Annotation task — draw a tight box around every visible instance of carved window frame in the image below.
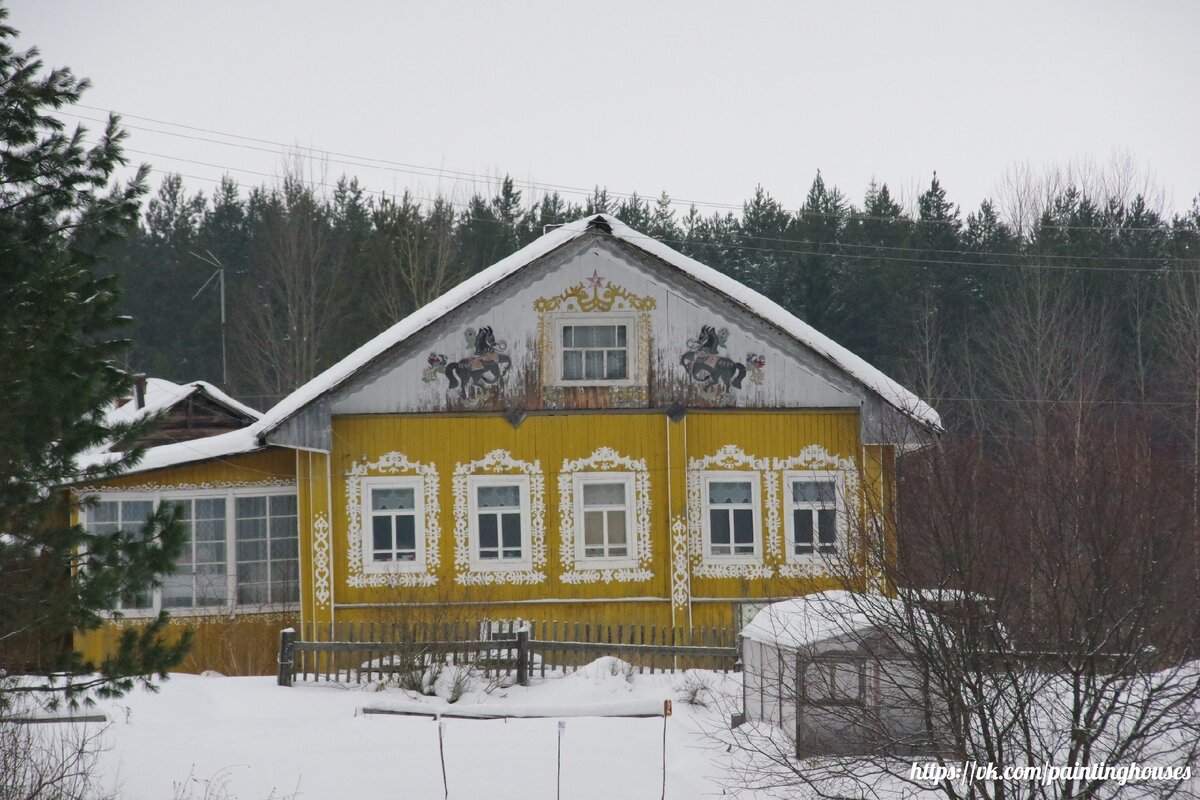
[558,447,653,584]
[345,452,440,588]
[453,449,546,586]
[771,446,860,578]
[686,445,774,580]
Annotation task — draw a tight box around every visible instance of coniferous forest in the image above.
[107,168,1200,440]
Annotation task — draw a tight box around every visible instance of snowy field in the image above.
[68,659,751,800]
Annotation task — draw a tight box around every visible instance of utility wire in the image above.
[71,104,1198,234]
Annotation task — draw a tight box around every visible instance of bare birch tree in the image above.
[234,167,348,402]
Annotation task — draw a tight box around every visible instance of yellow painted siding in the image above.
[323,410,886,633]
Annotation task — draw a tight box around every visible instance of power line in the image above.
[71,104,1197,234]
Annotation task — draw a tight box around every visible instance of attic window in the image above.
[554,316,635,385]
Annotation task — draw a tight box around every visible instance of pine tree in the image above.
[0,9,189,704]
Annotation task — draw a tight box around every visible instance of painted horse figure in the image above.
[442,326,512,398]
[680,325,746,391]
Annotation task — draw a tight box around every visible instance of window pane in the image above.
[236,496,266,518]
[593,326,616,347]
[238,561,267,585]
[832,663,861,700]
[583,511,605,547]
[91,501,119,524]
[270,494,298,516]
[584,350,605,379]
[607,510,627,546]
[573,326,597,347]
[562,326,574,347]
[195,497,225,520]
[238,517,267,541]
[161,575,193,608]
[478,514,498,550]
[710,510,731,548]
[477,485,520,508]
[236,539,267,563]
[237,581,268,606]
[732,509,755,548]
[270,515,297,540]
[606,350,627,379]
[817,509,837,551]
[373,487,415,511]
[272,537,298,560]
[616,325,627,347]
[582,482,625,506]
[270,560,298,588]
[122,500,154,526]
[195,518,225,542]
[562,351,582,380]
[501,513,522,551]
[805,663,832,700]
[793,480,835,504]
[794,509,814,553]
[395,516,416,555]
[709,481,752,505]
[372,517,392,555]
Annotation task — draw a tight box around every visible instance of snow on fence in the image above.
[277,620,738,687]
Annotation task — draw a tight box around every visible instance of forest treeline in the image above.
[102,168,1200,439]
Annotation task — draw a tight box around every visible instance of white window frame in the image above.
[782,469,844,566]
[699,471,762,564]
[466,474,533,572]
[81,494,158,611]
[552,313,638,387]
[79,486,300,617]
[572,472,639,569]
[360,476,426,575]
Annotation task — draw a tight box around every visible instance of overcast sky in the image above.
[10,1,1200,220]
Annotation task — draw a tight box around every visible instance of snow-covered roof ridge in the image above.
[257,213,939,438]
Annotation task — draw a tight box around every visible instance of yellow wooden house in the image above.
[73,214,940,673]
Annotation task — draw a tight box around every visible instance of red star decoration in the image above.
[586,270,606,289]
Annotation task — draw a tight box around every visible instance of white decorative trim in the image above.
[73,479,295,495]
[453,450,546,585]
[557,447,653,584]
[345,452,441,588]
[670,515,691,611]
[312,512,332,609]
[686,445,773,579]
[771,446,859,578]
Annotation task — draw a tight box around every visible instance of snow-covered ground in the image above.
[77,660,747,799]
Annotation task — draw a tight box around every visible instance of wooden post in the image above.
[277,628,296,687]
[516,627,530,687]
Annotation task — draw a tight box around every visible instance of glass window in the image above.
[476,483,524,561]
[789,477,838,557]
[236,493,299,605]
[367,486,418,564]
[706,479,756,556]
[804,661,864,704]
[580,480,630,559]
[83,498,155,608]
[561,323,628,381]
[162,497,228,609]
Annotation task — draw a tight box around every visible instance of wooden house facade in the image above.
[72,215,939,673]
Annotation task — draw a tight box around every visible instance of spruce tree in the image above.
[0,8,189,705]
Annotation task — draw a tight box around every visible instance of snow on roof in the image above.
[91,214,939,477]
[740,590,910,649]
[74,378,264,477]
[99,377,261,430]
[257,213,940,439]
[76,426,264,477]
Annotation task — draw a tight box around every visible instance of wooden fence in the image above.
[277,619,739,687]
